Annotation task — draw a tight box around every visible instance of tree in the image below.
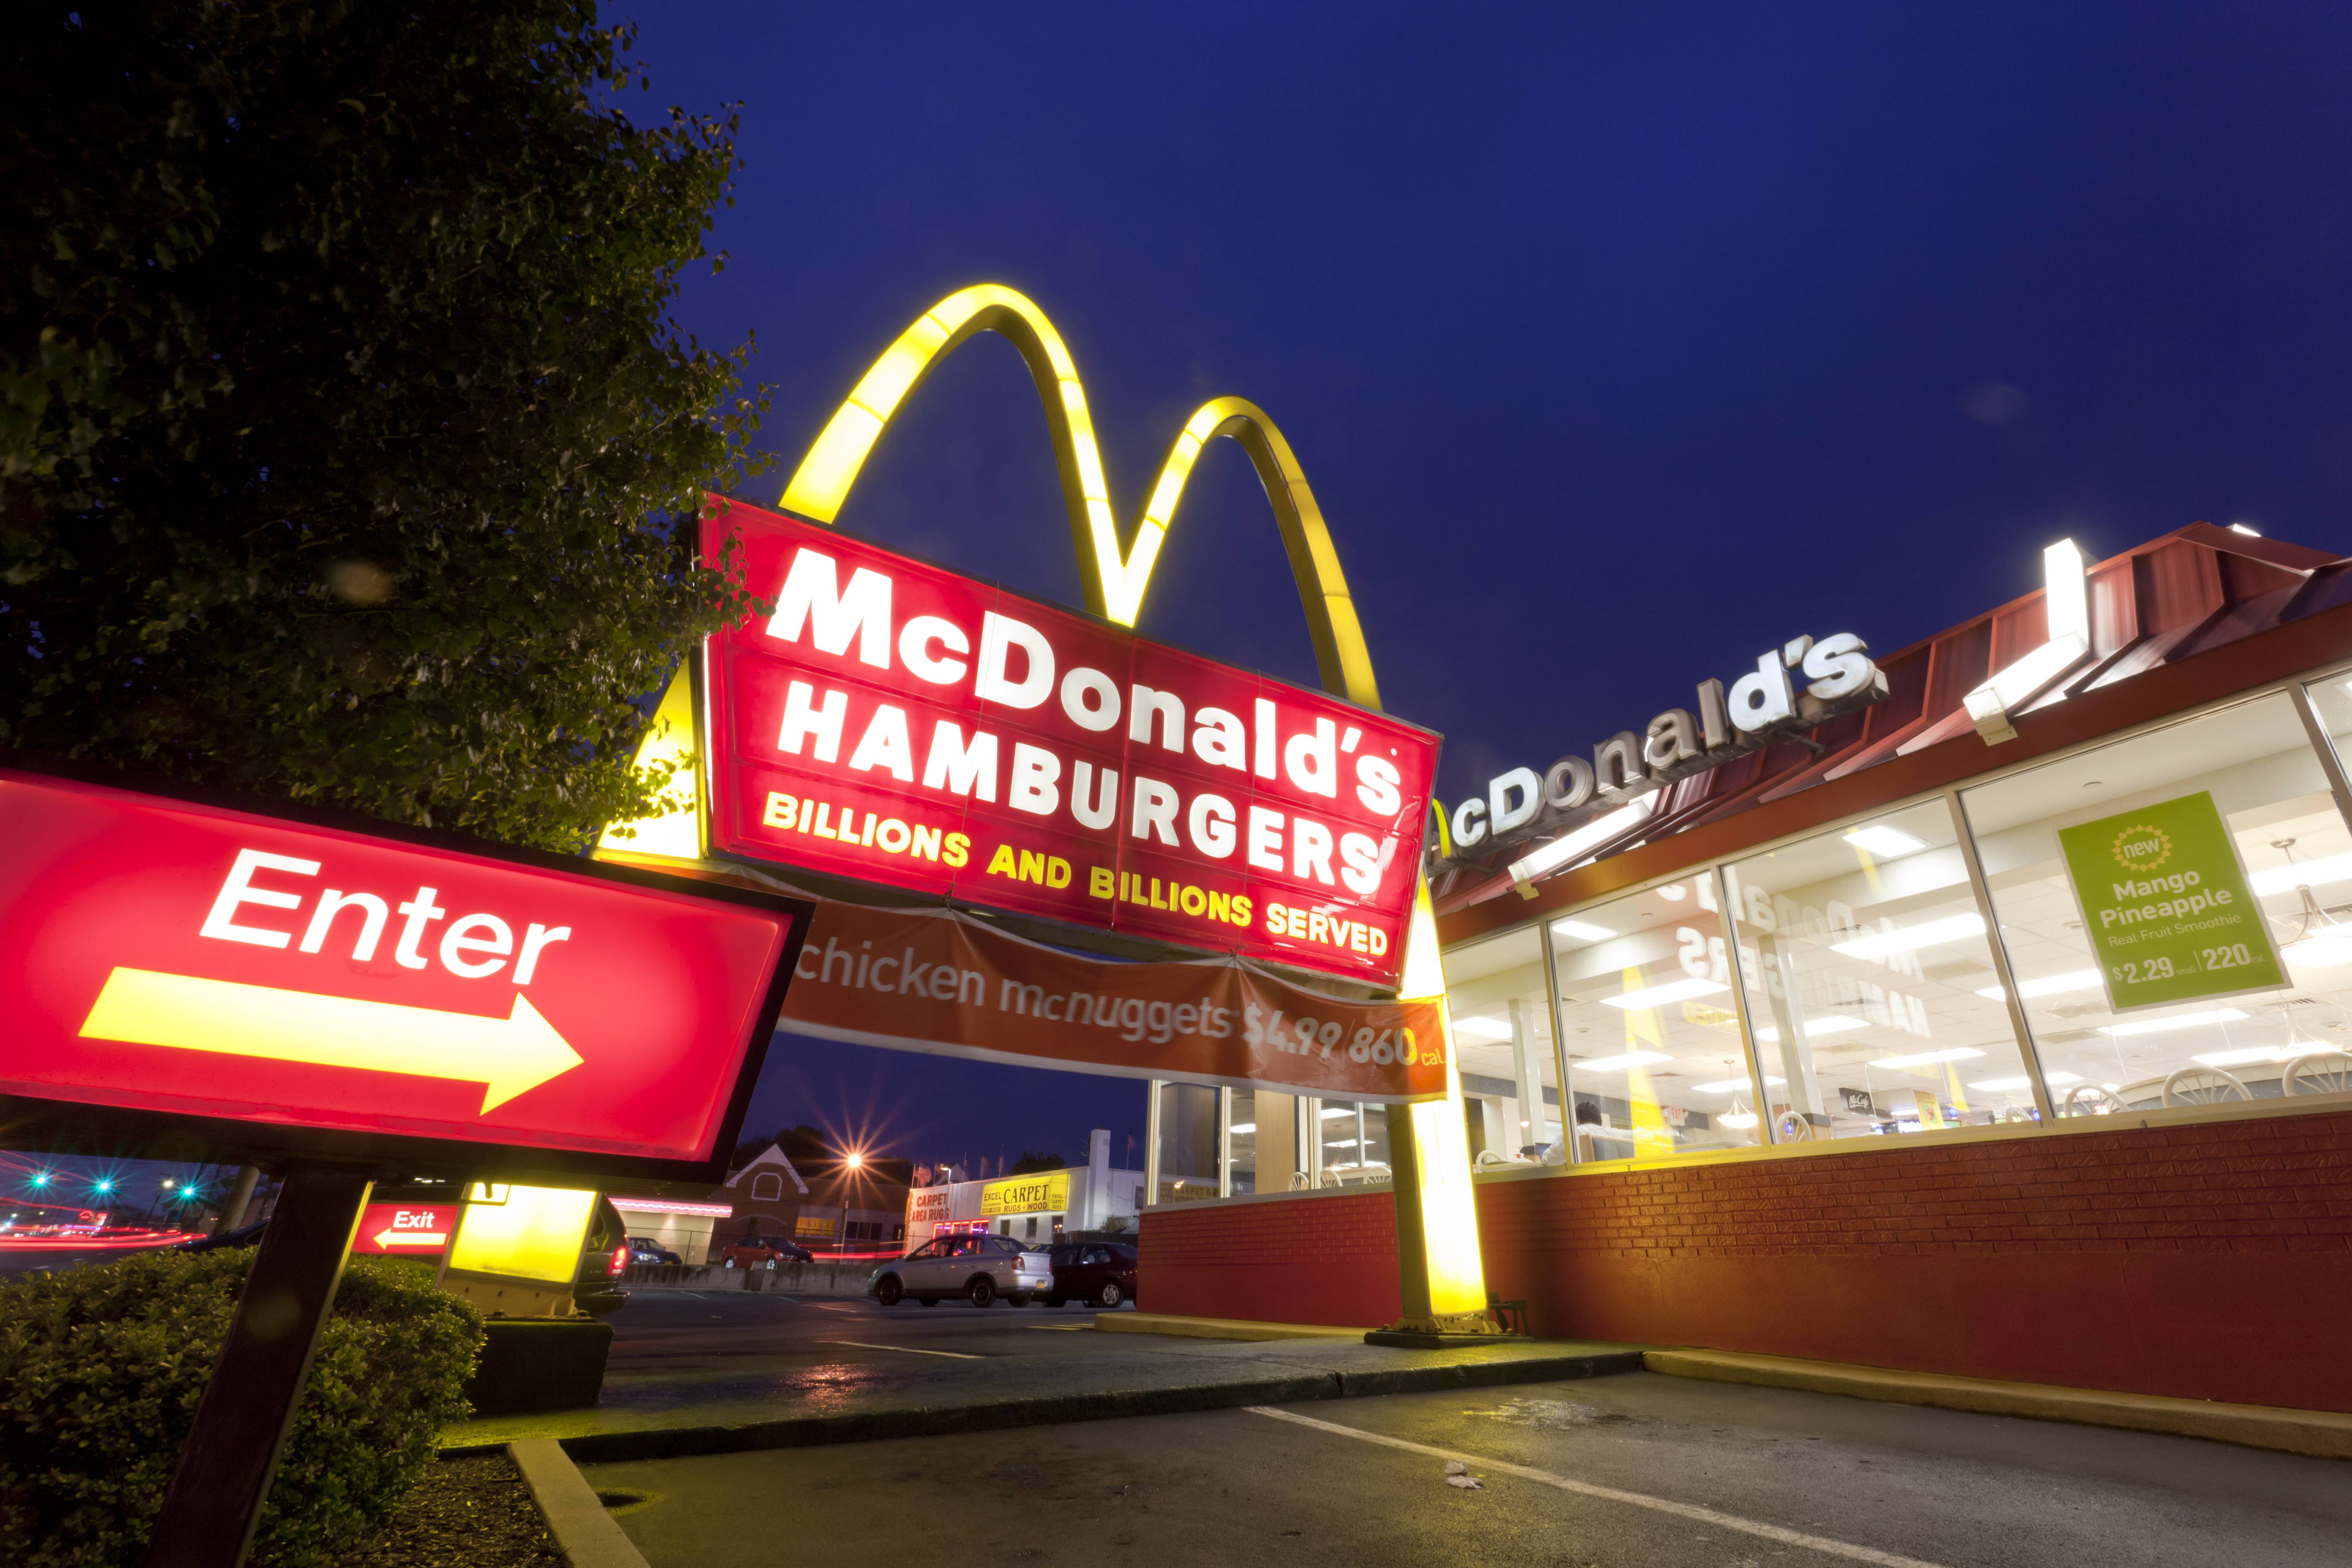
[2,2,766,850]
[1007,1150,1069,1176]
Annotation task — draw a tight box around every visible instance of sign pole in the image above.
[144,1166,374,1568]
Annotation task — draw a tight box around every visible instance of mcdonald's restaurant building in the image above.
[1141,521,2352,1414]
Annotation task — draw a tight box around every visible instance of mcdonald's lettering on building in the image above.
[691,501,1439,985]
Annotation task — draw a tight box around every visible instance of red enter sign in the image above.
[0,764,808,1178]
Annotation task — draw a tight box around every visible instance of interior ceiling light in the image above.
[1320,1106,1356,1119]
[1227,1123,1256,1135]
[1720,1106,1760,1129]
[1975,969,2102,1002]
[1598,977,1728,1011]
[1572,1050,1675,1072]
[1843,824,1928,859]
[1832,913,1985,960]
[1506,798,1656,890]
[1869,1046,1986,1069]
[2277,879,2352,967]
[2098,1008,2249,1037]
[2249,851,2352,897]
[1451,1016,1514,1040]
[1967,1072,2082,1091]
[1754,1017,1866,1042]
[1657,885,1687,901]
[1552,918,1614,942]
[1694,1076,1785,1093]
[2190,1045,2295,1068]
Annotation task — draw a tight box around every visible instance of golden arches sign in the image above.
[780,285,1382,710]
[612,285,1491,1332]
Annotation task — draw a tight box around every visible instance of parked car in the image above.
[1045,1242,1139,1308]
[625,1236,681,1266]
[573,1195,632,1316]
[722,1234,814,1268]
[867,1233,1053,1307]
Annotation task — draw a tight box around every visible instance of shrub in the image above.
[0,1248,483,1567]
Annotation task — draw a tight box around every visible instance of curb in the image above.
[509,1437,652,1568]
[1643,1350,2352,1461]
[1096,1312,1366,1341]
[453,1348,1646,1465]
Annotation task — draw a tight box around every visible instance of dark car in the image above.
[1045,1241,1138,1308]
[722,1234,814,1268]
[573,1195,632,1316]
[625,1235,681,1266]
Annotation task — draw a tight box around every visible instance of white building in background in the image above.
[905,1129,1144,1246]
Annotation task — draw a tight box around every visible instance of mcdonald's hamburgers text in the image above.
[701,501,1439,985]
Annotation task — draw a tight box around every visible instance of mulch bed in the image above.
[339,1453,565,1568]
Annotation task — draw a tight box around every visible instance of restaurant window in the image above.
[1724,799,2033,1140]
[1315,1100,1392,1183]
[1227,1087,1301,1194]
[1548,873,1765,1159]
[1153,1081,1219,1203]
[1961,692,2352,1112]
[1441,927,1565,1166]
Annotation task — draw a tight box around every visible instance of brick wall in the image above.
[1140,1189,1400,1328]
[1141,1109,2352,1410]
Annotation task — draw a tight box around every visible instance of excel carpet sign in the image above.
[700,500,1439,986]
[982,1171,1070,1216]
[2058,790,2285,1013]
[0,761,810,1179]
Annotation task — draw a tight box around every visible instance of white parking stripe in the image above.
[1246,1407,1947,1568]
[820,1339,984,1360]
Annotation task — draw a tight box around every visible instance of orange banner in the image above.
[778,899,1447,1102]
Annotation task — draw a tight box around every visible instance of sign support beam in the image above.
[144,1166,374,1568]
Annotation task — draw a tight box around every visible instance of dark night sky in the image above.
[624,3,2352,1172]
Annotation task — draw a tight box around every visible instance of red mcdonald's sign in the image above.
[701,501,1439,986]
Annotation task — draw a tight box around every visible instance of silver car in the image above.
[869,1233,1053,1307]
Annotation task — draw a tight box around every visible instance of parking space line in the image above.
[820,1339,985,1360]
[1245,1408,1947,1568]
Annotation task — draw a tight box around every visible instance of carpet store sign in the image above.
[704,502,1439,985]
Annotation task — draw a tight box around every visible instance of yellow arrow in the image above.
[78,967,585,1112]
[373,1229,447,1248]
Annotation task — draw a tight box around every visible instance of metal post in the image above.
[1537,918,1581,1164]
[1143,1079,1163,1205]
[1945,789,2059,1124]
[1714,866,1780,1145]
[1217,1086,1234,1198]
[212,1165,261,1236]
[2289,680,2352,835]
[144,1165,372,1568]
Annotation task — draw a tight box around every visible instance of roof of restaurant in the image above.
[1433,523,2352,935]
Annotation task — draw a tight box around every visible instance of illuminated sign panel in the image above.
[351,1202,460,1254]
[981,1171,1070,1216]
[0,765,808,1178]
[703,502,1438,985]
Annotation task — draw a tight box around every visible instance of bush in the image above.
[0,1249,483,1567]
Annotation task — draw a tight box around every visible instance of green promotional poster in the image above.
[2057,790,2285,1013]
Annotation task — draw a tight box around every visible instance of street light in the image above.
[838,1151,865,1261]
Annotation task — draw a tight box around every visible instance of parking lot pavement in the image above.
[583,1369,2352,1568]
[441,1292,1636,1450]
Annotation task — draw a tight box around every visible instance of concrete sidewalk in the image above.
[442,1320,1645,1463]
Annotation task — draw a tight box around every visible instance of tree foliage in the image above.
[1,1,767,848]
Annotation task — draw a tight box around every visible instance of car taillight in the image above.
[609,1243,627,1278]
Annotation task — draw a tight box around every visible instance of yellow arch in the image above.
[752,288,1483,1333]
[778,288,1376,709]
[781,285,1140,621]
